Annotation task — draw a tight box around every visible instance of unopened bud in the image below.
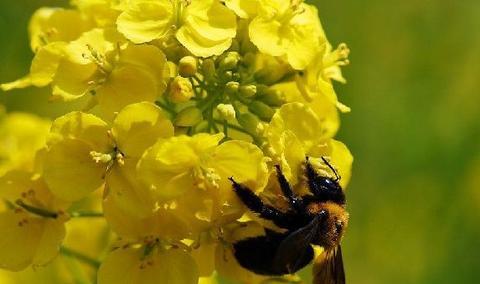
[258,88,285,106]
[178,56,197,77]
[248,101,275,121]
[223,71,233,81]
[201,59,216,81]
[225,81,240,94]
[169,76,193,103]
[217,104,236,121]
[239,85,257,98]
[237,113,260,135]
[219,52,240,70]
[174,106,203,127]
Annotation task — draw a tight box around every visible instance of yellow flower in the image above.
[72,0,125,27]
[296,42,351,112]
[248,0,325,70]
[97,246,198,284]
[43,102,173,217]
[0,113,51,176]
[137,134,269,226]
[169,76,194,103]
[265,102,352,188]
[28,7,93,52]
[0,170,68,271]
[117,0,237,57]
[2,29,169,118]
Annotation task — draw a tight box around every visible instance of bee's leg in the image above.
[274,165,304,212]
[305,157,320,194]
[229,177,289,228]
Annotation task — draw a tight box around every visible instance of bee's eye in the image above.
[335,221,343,232]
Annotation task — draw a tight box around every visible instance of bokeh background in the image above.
[1,1,479,283]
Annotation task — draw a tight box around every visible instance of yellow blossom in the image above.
[248,0,325,69]
[0,113,51,176]
[117,0,237,57]
[43,102,173,217]
[0,171,69,271]
[97,246,198,284]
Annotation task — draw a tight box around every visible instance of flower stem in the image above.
[60,246,101,269]
[69,211,104,218]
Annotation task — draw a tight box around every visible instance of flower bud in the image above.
[239,85,257,98]
[178,56,197,77]
[219,52,240,70]
[258,89,285,106]
[237,113,260,135]
[169,76,193,103]
[248,101,275,121]
[216,104,236,121]
[225,81,239,95]
[201,58,216,81]
[174,106,203,127]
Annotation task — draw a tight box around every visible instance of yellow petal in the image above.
[49,111,112,152]
[137,134,223,200]
[106,158,156,218]
[43,139,106,201]
[29,8,92,51]
[249,17,284,57]
[267,102,324,153]
[119,44,168,94]
[0,211,65,271]
[185,0,236,42]
[112,102,173,157]
[0,113,50,175]
[176,26,233,58]
[116,0,174,44]
[97,247,198,284]
[96,65,159,119]
[103,193,191,240]
[209,140,268,195]
[225,0,259,18]
[51,60,98,101]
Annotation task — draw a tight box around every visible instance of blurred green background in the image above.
[1,1,479,284]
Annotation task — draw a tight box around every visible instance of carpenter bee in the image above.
[229,157,348,283]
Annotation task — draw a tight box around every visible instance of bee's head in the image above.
[308,201,349,249]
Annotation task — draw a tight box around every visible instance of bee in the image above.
[229,157,348,283]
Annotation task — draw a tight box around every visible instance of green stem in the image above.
[155,100,176,116]
[15,200,58,219]
[69,211,104,218]
[60,246,101,269]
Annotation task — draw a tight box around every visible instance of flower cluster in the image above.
[0,0,352,283]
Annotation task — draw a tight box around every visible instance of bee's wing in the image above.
[272,216,320,273]
[313,245,346,284]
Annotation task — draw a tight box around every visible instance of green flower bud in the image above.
[174,106,203,127]
[225,81,240,94]
[237,113,260,135]
[239,85,257,98]
[248,101,275,121]
[201,58,216,81]
[169,76,194,103]
[223,71,233,81]
[217,104,236,121]
[258,89,285,106]
[193,120,209,133]
[178,56,197,77]
[219,52,240,70]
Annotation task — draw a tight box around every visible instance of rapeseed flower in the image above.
[0,1,353,283]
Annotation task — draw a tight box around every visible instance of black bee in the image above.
[229,157,348,283]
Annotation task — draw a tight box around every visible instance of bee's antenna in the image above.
[321,157,341,181]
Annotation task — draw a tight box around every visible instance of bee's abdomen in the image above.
[233,231,314,275]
